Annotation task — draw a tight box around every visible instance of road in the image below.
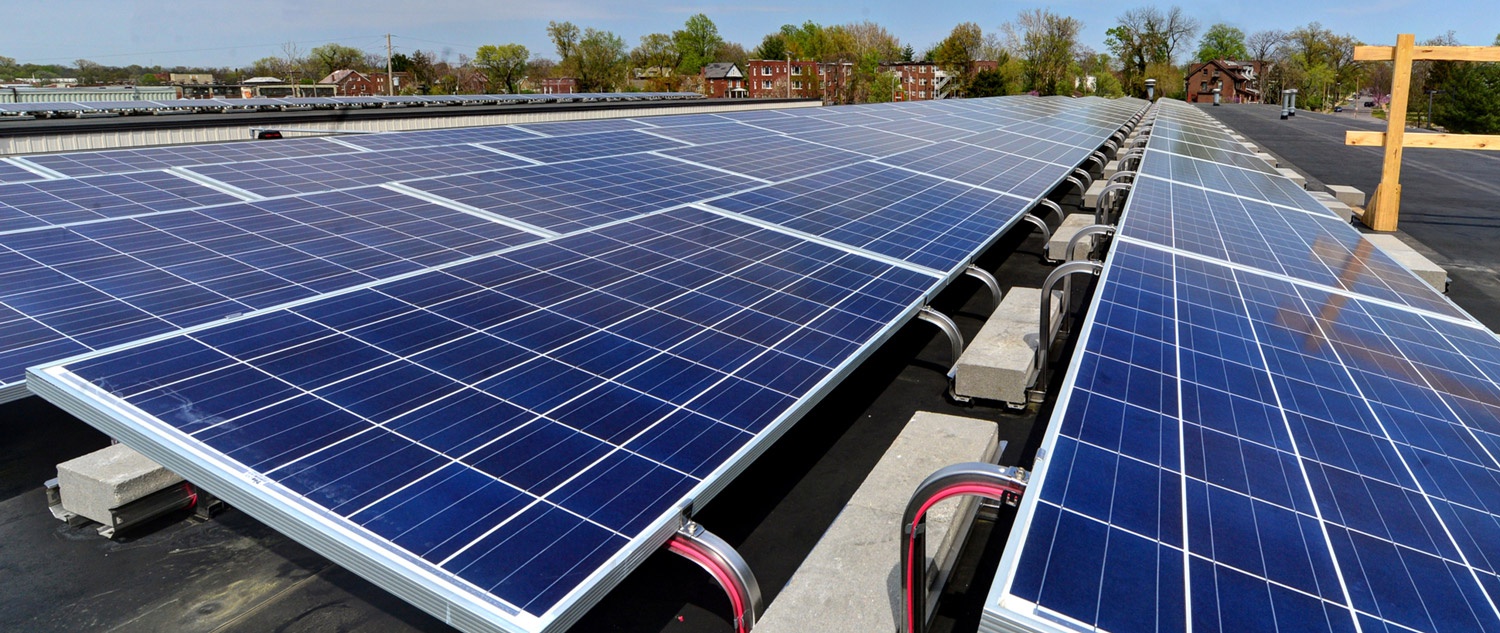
[1196,103,1500,330]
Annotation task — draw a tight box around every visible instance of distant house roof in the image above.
[702,63,742,80]
[319,69,368,85]
[243,76,283,84]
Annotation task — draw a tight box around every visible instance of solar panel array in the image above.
[0,92,704,116]
[24,95,1145,633]
[984,100,1500,633]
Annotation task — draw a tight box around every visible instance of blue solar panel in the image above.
[792,126,931,158]
[0,160,44,184]
[961,130,1092,165]
[1139,149,1335,217]
[0,187,541,394]
[638,121,779,146]
[1148,135,1280,173]
[737,114,848,135]
[484,129,687,164]
[24,137,360,177]
[337,126,544,151]
[0,171,242,233]
[880,140,1059,199]
[987,101,1500,633]
[402,153,762,234]
[515,118,652,136]
[706,161,1028,272]
[1119,176,1462,319]
[658,135,869,183]
[35,206,935,630]
[183,145,535,198]
[862,117,978,143]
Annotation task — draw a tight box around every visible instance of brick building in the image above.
[700,63,747,98]
[319,69,378,96]
[540,77,578,94]
[1183,60,1264,104]
[881,62,943,101]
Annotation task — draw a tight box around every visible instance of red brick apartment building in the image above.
[319,70,378,96]
[540,77,579,94]
[745,59,823,98]
[883,62,941,101]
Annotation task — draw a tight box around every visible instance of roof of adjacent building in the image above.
[702,63,742,80]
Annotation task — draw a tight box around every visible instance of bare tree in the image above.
[1006,9,1082,96]
[1160,6,1199,65]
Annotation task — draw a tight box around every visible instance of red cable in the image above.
[904,482,1022,633]
[668,537,750,633]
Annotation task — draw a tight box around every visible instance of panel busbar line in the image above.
[983,100,1500,633]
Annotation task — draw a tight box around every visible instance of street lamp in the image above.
[1426,89,1443,129]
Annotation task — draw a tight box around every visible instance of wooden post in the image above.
[1366,33,1415,232]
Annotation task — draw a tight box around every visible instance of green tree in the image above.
[1006,9,1081,96]
[1106,6,1198,97]
[547,21,582,76]
[969,68,1009,97]
[308,43,367,77]
[474,43,530,93]
[632,33,682,90]
[1433,62,1500,133]
[1196,23,1249,61]
[753,33,786,60]
[932,22,984,96]
[574,28,629,91]
[673,13,724,74]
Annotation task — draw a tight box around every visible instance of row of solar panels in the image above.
[985,100,1500,633]
[0,92,704,115]
[23,95,1145,633]
[0,96,1139,404]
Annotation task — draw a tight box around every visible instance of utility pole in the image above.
[386,34,395,96]
[786,53,792,99]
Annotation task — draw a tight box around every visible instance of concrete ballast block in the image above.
[1048,213,1101,261]
[1102,160,1120,180]
[1256,152,1278,167]
[953,287,1063,404]
[57,444,184,526]
[1326,184,1366,208]
[1276,167,1307,188]
[1365,234,1449,292]
[1082,179,1108,210]
[1242,142,1260,153]
[754,412,1000,633]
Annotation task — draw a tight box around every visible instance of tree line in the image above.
[3,9,1497,132]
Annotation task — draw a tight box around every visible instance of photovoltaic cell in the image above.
[637,122,778,146]
[484,129,687,164]
[337,126,544,151]
[791,127,930,158]
[0,160,43,184]
[879,140,1058,199]
[402,153,762,234]
[0,187,541,393]
[516,118,653,137]
[1139,150,1335,217]
[0,171,242,233]
[182,145,535,198]
[657,135,869,183]
[707,161,1028,272]
[37,206,935,629]
[24,137,360,177]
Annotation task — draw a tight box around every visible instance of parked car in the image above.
[1365,101,1376,107]
[1334,106,1344,112]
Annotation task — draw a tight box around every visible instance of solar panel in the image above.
[400,153,762,234]
[485,129,687,164]
[0,171,243,233]
[516,118,652,137]
[637,121,778,146]
[790,126,930,158]
[984,100,1500,633]
[862,117,978,143]
[960,130,1093,165]
[33,206,938,632]
[0,187,542,399]
[1139,149,1332,216]
[880,140,1060,199]
[338,126,544,152]
[18,95,1150,632]
[25,137,361,177]
[0,159,47,184]
[181,145,535,198]
[706,161,1028,273]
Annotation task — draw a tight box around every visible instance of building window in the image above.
[762,67,772,76]
[920,78,928,86]
[762,80,772,89]
[793,80,802,89]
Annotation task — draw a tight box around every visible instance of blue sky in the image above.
[5,0,1497,68]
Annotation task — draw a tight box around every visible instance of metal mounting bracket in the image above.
[1094,182,1134,225]
[1034,198,1064,226]
[917,306,964,376]
[962,265,1002,314]
[1029,260,1103,402]
[667,521,764,633]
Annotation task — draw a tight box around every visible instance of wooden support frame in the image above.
[1345,34,1500,231]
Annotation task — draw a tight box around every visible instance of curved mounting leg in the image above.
[1085,150,1107,172]
[917,306,964,377]
[668,522,764,633]
[1019,214,1055,263]
[900,463,1029,633]
[1066,224,1116,262]
[1106,170,1136,186]
[1094,181,1133,225]
[1030,261,1103,402]
[962,265,1002,314]
[1102,138,1119,156]
[1071,167,1093,192]
[1034,198,1064,226]
[1063,175,1086,199]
